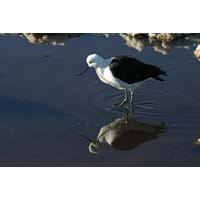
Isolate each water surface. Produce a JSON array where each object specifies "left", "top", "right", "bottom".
[{"left": 0, "top": 34, "right": 200, "bottom": 166}]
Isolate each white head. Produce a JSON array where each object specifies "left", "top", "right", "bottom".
[
  {"left": 86, "top": 54, "right": 104, "bottom": 69},
  {"left": 79, "top": 134, "right": 101, "bottom": 154},
  {"left": 88, "top": 141, "right": 101, "bottom": 154}
]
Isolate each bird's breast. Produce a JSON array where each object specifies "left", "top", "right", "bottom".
[{"left": 96, "top": 67, "right": 125, "bottom": 89}]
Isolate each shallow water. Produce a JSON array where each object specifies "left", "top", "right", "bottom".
[{"left": 0, "top": 34, "right": 200, "bottom": 166}]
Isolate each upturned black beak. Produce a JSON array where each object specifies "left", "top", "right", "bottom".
[
  {"left": 76, "top": 67, "right": 89, "bottom": 76},
  {"left": 78, "top": 134, "right": 93, "bottom": 143}
]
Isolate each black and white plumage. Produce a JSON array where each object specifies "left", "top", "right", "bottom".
[
  {"left": 79, "top": 54, "right": 167, "bottom": 108},
  {"left": 110, "top": 56, "right": 166, "bottom": 84}
]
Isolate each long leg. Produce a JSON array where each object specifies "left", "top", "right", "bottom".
[
  {"left": 130, "top": 89, "right": 134, "bottom": 104},
  {"left": 115, "top": 89, "right": 128, "bottom": 107},
  {"left": 129, "top": 89, "right": 135, "bottom": 112}
]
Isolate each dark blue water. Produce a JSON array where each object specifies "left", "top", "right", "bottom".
[{"left": 0, "top": 34, "right": 199, "bottom": 166}]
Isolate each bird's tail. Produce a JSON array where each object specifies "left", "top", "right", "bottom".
[
  {"left": 153, "top": 76, "right": 164, "bottom": 81},
  {"left": 153, "top": 70, "right": 167, "bottom": 81},
  {"left": 160, "top": 70, "right": 167, "bottom": 76}
]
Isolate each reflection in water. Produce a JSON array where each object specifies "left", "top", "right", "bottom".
[
  {"left": 120, "top": 33, "right": 200, "bottom": 57},
  {"left": 81, "top": 112, "right": 165, "bottom": 154},
  {"left": 20, "top": 33, "right": 82, "bottom": 45},
  {"left": 3, "top": 33, "right": 200, "bottom": 60},
  {"left": 0, "top": 33, "right": 200, "bottom": 166}
]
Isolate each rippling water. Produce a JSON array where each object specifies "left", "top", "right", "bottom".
[{"left": 0, "top": 34, "right": 200, "bottom": 166}]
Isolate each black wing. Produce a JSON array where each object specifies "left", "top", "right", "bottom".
[{"left": 109, "top": 56, "right": 167, "bottom": 84}]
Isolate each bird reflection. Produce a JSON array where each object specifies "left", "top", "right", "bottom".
[{"left": 81, "top": 111, "right": 165, "bottom": 154}]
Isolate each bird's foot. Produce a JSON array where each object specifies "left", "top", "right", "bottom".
[
  {"left": 113, "top": 101, "right": 127, "bottom": 108},
  {"left": 113, "top": 97, "right": 129, "bottom": 107}
]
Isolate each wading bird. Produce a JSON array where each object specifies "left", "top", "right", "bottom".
[{"left": 77, "top": 54, "right": 167, "bottom": 109}]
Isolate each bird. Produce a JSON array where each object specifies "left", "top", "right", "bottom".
[
  {"left": 80, "top": 113, "right": 165, "bottom": 154},
  {"left": 77, "top": 54, "right": 167, "bottom": 109}
]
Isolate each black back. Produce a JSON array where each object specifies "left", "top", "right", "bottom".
[{"left": 109, "top": 56, "right": 167, "bottom": 84}]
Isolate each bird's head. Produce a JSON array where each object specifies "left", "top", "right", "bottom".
[
  {"left": 86, "top": 54, "right": 103, "bottom": 69},
  {"left": 76, "top": 54, "right": 105, "bottom": 76},
  {"left": 88, "top": 141, "right": 100, "bottom": 154}
]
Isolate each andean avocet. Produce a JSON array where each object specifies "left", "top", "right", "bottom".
[{"left": 77, "top": 54, "right": 167, "bottom": 109}]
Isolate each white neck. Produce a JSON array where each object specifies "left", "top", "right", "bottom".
[{"left": 96, "top": 58, "right": 112, "bottom": 69}]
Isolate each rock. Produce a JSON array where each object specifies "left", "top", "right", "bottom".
[
  {"left": 120, "top": 33, "right": 200, "bottom": 58},
  {"left": 149, "top": 33, "right": 175, "bottom": 42},
  {"left": 119, "top": 33, "right": 148, "bottom": 51}
]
